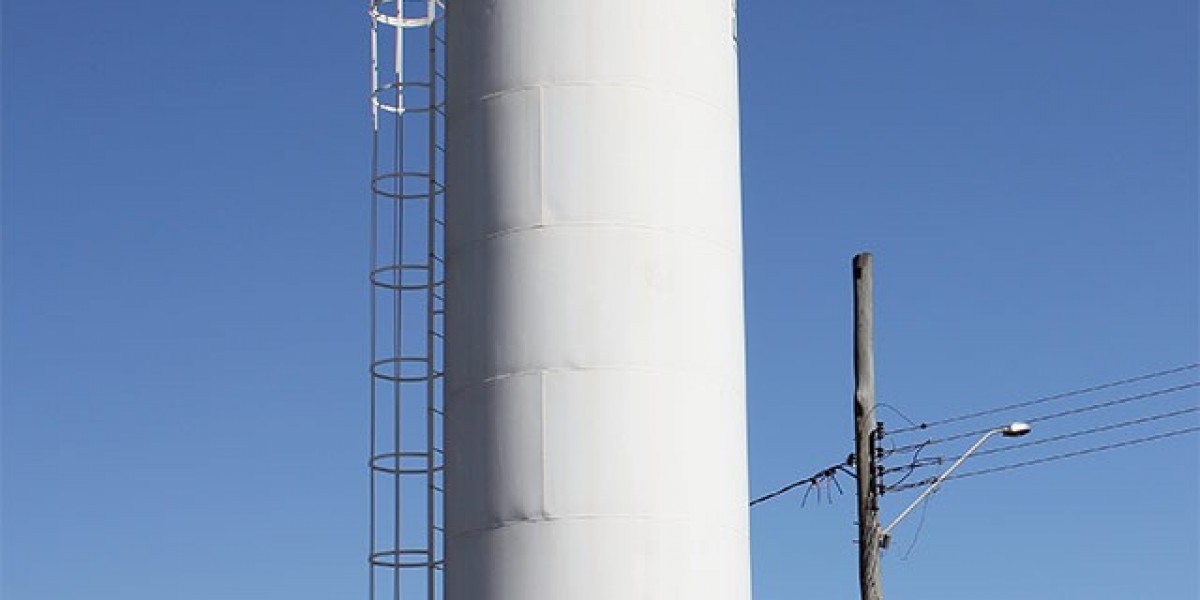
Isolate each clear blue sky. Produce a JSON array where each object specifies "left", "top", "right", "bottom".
[{"left": 3, "top": 1, "right": 1196, "bottom": 599}]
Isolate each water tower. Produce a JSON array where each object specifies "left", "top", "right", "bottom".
[{"left": 369, "top": 2, "right": 750, "bottom": 598}]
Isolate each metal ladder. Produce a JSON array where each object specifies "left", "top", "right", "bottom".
[{"left": 368, "top": 2, "right": 446, "bottom": 599}]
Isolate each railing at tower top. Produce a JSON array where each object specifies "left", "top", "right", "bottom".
[{"left": 368, "top": 1, "right": 445, "bottom": 600}]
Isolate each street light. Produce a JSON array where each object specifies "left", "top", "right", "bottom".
[{"left": 879, "top": 421, "right": 1032, "bottom": 549}]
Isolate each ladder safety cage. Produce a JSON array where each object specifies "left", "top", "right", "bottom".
[{"left": 368, "top": 1, "right": 446, "bottom": 600}]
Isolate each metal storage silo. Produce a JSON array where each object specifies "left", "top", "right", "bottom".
[{"left": 445, "top": 1, "right": 751, "bottom": 598}]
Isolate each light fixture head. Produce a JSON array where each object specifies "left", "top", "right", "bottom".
[{"left": 1002, "top": 422, "right": 1032, "bottom": 437}]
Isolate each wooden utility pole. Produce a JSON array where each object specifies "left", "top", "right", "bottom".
[{"left": 853, "top": 252, "right": 884, "bottom": 600}]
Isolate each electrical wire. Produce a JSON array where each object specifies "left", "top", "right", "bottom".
[
  {"left": 888, "top": 381, "right": 1198, "bottom": 455},
  {"left": 750, "top": 463, "right": 854, "bottom": 507},
  {"left": 876, "top": 402, "right": 918, "bottom": 428},
  {"left": 979, "top": 405, "right": 1197, "bottom": 458},
  {"left": 886, "top": 440, "right": 930, "bottom": 486},
  {"left": 881, "top": 405, "right": 1199, "bottom": 476},
  {"left": 1026, "top": 382, "right": 1197, "bottom": 426},
  {"left": 886, "top": 363, "right": 1198, "bottom": 436},
  {"left": 755, "top": 366, "right": 1198, "bottom": 509},
  {"left": 886, "top": 426, "right": 1200, "bottom": 493},
  {"left": 899, "top": 494, "right": 931, "bottom": 561}
]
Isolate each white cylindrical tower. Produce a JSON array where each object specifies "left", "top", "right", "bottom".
[{"left": 445, "top": 1, "right": 749, "bottom": 598}]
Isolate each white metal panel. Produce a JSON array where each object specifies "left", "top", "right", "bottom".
[
  {"left": 450, "top": 518, "right": 750, "bottom": 599},
  {"left": 448, "top": 0, "right": 738, "bottom": 115},
  {"left": 446, "top": 0, "right": 749, "bottom": 597},
  {"left": 448, "top": 229, "right": 744, "bottom": 385}
]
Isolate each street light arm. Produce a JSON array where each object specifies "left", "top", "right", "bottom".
[{"left": 881, "top": 428, "right": 1002, "bottom": 537}]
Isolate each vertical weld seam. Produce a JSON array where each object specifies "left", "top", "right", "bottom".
[
  {"left": 537, "top": 85, "right": 547, "bottom": 226},
  {"left": 539, "top": 370, "right": 549, "bottom": 519}
]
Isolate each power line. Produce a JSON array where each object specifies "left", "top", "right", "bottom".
[
  {"left": 949, "top": 426, "right": 1200, "bottom": 483},
  {"left": 886, "top": 363, "right": 1199, "bottom": 436},
  {"left": 876, "top": 402, "right": 918, "bottom": 428},
  {"left": 886, "top": 426, "right": 1200, "bottom": 493},
  {"left": 756, "top": 367, "right": 1198, "bottom": 507},
  {"left": 882, "top": 405, "right": 1199, "bottom": 476},
  {"left": 1027, "top": 382, "right": 1198, "bottom": 426},
  {"left": 750, "top": 462, "right": 853, "bottom": 507},
  {"left": 888, "top": 381, "right": 1198, "bottom": 455}
]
